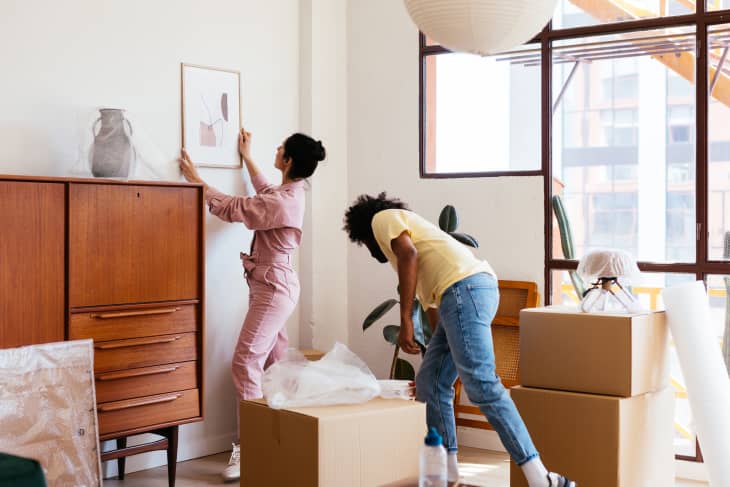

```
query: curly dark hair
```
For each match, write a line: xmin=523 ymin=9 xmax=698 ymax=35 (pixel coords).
xmin=343 ymin=192 xmax=409 ymax=244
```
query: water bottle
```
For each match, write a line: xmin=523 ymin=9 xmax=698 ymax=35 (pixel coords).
xmin=419 ymin=427 xmax=447 ymax=487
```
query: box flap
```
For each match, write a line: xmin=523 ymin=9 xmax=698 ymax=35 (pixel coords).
xmin=283 ymin=398 xmax=422 ymax=420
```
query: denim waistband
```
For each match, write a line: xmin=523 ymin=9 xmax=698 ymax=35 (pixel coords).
xmin=445 ymin=272 xmax=497 ymax=294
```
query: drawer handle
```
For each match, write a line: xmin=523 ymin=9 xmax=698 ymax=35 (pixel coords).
xmin=90 ymin=307 xmax=181 ymax=319
xmin=95 ymin=335 xmax=181 ymax=350
xmin=98 ymin=393 xmax=183 ymax=412
xmin=96 ymin=366 xmax=180 ymax=381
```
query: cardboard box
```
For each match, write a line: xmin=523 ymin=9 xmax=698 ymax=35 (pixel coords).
xmin=509 ymin=386 xmax=674 ymax=487
xmin=240 ymin=398 xmax=426 ymax=487
xmin=520 ymin=307 xmax=669 ymax=396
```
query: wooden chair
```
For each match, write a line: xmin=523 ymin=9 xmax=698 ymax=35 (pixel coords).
xmin=453 ymin=280 xmax=539 ymax=430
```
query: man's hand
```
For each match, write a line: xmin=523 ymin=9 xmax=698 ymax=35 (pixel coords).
xmin=398 ymin=318 xmax=421 ymax=355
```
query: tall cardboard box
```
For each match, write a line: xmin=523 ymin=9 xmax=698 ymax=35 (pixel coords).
xmin=509 ymin=386 xmax=674 ymax=487
xmin=520 ymin=307 xmax=669 ymax=396
xmin=240 ymin=398 xmax=426 ymax=487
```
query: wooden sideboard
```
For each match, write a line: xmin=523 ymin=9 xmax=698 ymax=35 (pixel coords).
xmin=0 ymin=175 xmax=205 ymax=486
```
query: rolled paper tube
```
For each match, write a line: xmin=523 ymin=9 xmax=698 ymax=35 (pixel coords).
xmin=663 ymin=281 xmax=730 ymax=486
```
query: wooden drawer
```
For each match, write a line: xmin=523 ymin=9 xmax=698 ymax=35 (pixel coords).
xmin=97 ymin=388 xmax=200 ymax=435
xmin=95 ymin=361 xmax=197 ymax=403
xmin=94 ymin=333 xmax=197 ymax=372
xmin=70 ymin=304 xmax=197 ymax=342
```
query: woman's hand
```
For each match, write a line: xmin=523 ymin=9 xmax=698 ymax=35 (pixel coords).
xmin=398 ymin=318 xmax=421 ymax=355
xmin=238 ymin=128 xmax=252 ymax=161
xmin=179 ymin=149 xmax=203 ymax=184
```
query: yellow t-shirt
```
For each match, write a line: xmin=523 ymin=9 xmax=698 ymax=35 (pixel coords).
xmin=371 ymin=209 xmax=496 ymax=309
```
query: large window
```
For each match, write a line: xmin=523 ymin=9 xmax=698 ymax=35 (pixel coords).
xmin=553 ymin=28 xmax=697 ymax=264
xmin=422 ymin=46 xmax=541 ymax=176
xmin=420 ymin=0 xmax=730 ymax=464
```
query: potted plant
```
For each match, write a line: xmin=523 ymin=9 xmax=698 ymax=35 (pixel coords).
xmin=362 ymin=205 xmax=479 ymax=379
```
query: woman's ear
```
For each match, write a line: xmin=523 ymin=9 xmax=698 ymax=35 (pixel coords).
xmin=282 ymin=156 xmax=293 ymax=176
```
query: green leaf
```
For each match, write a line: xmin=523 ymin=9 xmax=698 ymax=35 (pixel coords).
xmin=450 ymin=232 xmax=479 ymax=248
xmin=363 ymin=299 xmax=398 ymax=331
xmin=439 ymin=205 xmax=458 ymax=232
xmin=393 ymin=358 xmax=415 ymax=380
xmin=420 ymin=306 xmax=433 ymax=343
xmin=552 ymin=195 xmax=575 ymax=259
xmin=412 ymin=302 xmax=426 ymax=346
xmin=382 ymin=325 xmax=400 ymax=345
xmin=552 ymin=195 xmax=586 ymax=296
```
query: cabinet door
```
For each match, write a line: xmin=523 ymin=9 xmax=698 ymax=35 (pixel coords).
xmin=69 ymin=184 xmax=201 ymax=307
xmin=0 ymin=181 xmax=65 ymax=346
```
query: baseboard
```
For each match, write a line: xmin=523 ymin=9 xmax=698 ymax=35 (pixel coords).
xmin=457 ymin=426 xmax=507 ymax=453
xmin=675 ymin=459 xmax=709 ymax=483
xmin=101 ymin=428 xmax=234 ymax=479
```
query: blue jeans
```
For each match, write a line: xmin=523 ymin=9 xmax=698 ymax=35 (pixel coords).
xmin=415 ymin=273 xmax=539 ymax=465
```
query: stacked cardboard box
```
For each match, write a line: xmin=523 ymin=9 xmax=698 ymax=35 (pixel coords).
xmin=510 ymin=307 xmax=674 ymax=487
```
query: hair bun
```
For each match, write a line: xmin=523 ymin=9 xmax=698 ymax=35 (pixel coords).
xmin=315 ymin=140 xmax=326 ymax=162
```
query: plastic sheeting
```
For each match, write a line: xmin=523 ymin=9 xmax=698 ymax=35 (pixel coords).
xmin=262 ymin=343 xmax=381 ymax=409
xmin=663 ymin=282 xmax=730 ymax=487
xmin=577 ymin=248 xmax=641 ymax=283
xmin=0 ymin=340 xmax=101 ymax=487
xmin=70 ymin=107 xmax=181 ymax=182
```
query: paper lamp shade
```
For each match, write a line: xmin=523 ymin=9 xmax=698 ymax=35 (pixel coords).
xmin=403 ymin=0 xmax=557 ymax=55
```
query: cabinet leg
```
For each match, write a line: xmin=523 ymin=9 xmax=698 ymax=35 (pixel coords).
xmin=166 ymin=426 xmax=179 ymax=487
xmin=116 ymin=437 xmax=127 ymax=480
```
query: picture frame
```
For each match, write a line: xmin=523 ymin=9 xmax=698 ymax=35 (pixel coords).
xmin=181 ymin=63 xmax=242 ymax=168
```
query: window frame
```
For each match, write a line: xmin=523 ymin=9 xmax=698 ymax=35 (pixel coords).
xmin=419 ymin=3 xmax=730 ymax=464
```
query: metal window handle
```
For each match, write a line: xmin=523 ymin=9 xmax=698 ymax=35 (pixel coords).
xmin=95 ymin=366 xmax=179 ymax=381
xmin=97 ymin=393 xmax=182 ymax=412
xmin=94 ymin=336 xmax=181 ymax=350
xmin=90 ymin=307 xmax=181 ymax=319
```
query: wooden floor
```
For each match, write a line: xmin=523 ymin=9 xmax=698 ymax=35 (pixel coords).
xmin=104 ymin=447 xmax=708 ymax=486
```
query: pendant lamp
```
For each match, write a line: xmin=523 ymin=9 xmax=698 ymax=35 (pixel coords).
xmin=403 ymin=0 xmax=558 ymax=55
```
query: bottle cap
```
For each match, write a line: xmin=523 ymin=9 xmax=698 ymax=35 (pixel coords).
xmin=424 ymin=426 xmax=443 ymax=446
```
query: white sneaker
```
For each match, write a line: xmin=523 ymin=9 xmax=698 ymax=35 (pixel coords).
xmin=221 ymin=443 xmax=240 ymax=482
xmin=447 ymin=452 xmax=460 ymax=482
xmin=548 ymin=472 xmax=576 ymax=487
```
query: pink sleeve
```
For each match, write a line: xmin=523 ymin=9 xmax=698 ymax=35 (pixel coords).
xmin=204 ymin=187 xmax=293 ymax=230
xmin=251 ymin=173 xmax=271 ymax=193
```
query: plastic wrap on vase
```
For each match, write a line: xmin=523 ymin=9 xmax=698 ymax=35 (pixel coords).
xmin=0 ymin=340 xmax=101 ymax=487
xmin=662 ymin=281 xmax=730 ymax=487
xmin=70 ymin=107 xmax=178 ymax=181
xmin=262 ymin=342 xmax=381 ymax=409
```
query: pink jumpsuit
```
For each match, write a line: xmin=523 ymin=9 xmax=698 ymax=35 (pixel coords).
xmin=205 ymin=173 xmax=304 ymax=400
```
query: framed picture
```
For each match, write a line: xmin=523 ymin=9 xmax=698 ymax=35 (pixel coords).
xmin=181 ymin=63 xmax=242 ymax=168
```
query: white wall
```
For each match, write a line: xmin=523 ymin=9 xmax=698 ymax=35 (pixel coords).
xmin=0 ymin=0 xmax=301 ymax=475
xmin=298 ymin=0 xmax=350 ymax=351
xmin=346 ymin=0 xmax=545 ymax=380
